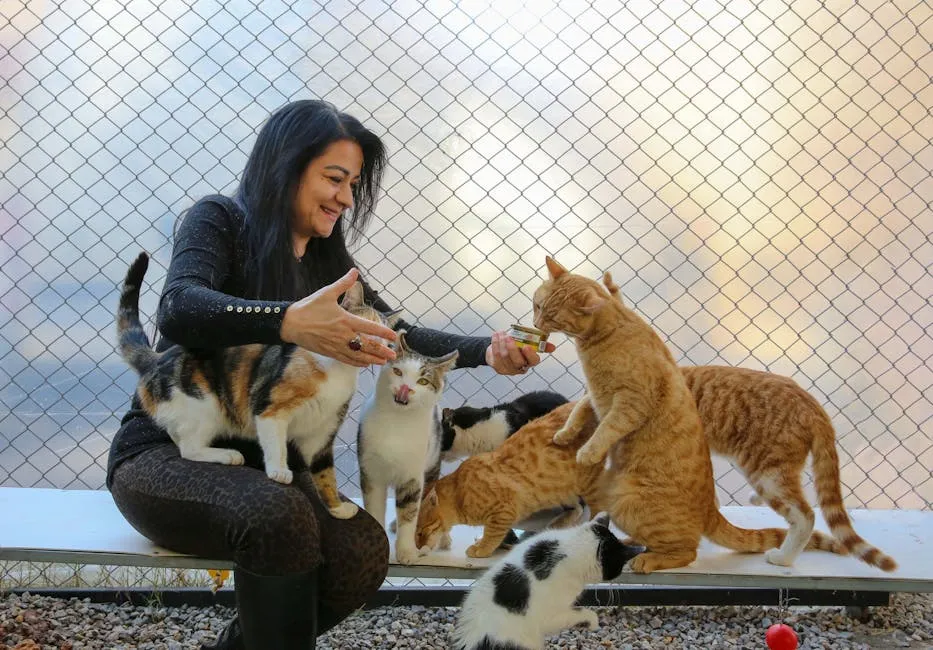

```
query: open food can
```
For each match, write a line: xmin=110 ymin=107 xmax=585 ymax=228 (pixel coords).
xmin=508 ymin=324 xmax=549 ymax=352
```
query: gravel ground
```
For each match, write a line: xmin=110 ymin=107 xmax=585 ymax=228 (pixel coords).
xmin=1 ymin=591 xmax=931 ymax=649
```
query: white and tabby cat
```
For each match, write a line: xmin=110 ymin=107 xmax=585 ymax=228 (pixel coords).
xmin=453 ymin=514 xmax=644 ymax=650
xmin=440 ymin=390 xmax=569 ymax=461
xmin=116 ymin=251 xmax=397 ymax=519
xmin=357 ymin=331 xmax=458 ymax=563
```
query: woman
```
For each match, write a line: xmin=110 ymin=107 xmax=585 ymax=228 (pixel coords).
xmin=107 ymin=99 xmax=552 ymax=650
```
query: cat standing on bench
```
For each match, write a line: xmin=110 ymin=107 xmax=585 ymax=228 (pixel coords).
xmin=534 ymin=257 xmax=817 ymax=573
xmin=600 ymin=271 xmax=896 ymax=571
xmin=357 ymin=331 xmax=458 ymax=564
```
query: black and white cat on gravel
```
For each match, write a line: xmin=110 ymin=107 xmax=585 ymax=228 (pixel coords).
xmin=452 ymin=514 xmax=644 ymax=650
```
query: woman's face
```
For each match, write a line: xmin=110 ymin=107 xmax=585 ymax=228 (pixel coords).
xmin=293 ymin=139 xmax=363 ymax=239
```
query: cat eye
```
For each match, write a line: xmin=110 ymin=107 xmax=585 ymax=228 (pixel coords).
xmin=417 ymin=378 xmax=430 ymax=386
xmin=393 ymin=368 xmax=402 ymax=376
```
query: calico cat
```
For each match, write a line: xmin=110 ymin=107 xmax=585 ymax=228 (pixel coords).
xmin=452 ymin=514 xmax=644 ymax=650
xmin=416 ymin=401 xmax=606 ymax=557
xmin=357 ymin=331 xmax=459 ymax=564
xmin=440 ymin=390 xmax=569 ymax=461
xmin=116 ymin=251 xmax=396 ymax=519
xmin=532 ymin=256 xmax=838 ymax=573
xmin=600 ymin=271 xmax=896 ymax=570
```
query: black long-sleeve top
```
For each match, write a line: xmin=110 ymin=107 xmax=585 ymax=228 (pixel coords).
xmin=106 ymin=195 xmax=490 ymax=485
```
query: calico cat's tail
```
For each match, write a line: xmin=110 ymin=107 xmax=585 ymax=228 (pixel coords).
xmin=809 ymin=409 xmax=898 ymax=572
xmin=116 ymin=251 xmax=158 ymax=376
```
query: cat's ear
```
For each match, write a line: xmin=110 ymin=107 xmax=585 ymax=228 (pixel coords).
xmin=433 ymin=350 xmax=459 ymax=374
xmin=578 ymin=288 xmax=608 ymax=315
xmin=545 ymin=256 xmax=568 ymax=279
xmin=442 ymin=407 xmax=453 ymax=421
xmin=593 ymin=512 xmax=611 ymax=528
xmin=424 ymin=486 xmax=438 ymax=508
xmin=340 ymin=281 xmax=366 ymax=309
xmin=383 ymin=308 xmax=404 ymax=329
xmin=397 ymin=329 xmax=413 ymax=355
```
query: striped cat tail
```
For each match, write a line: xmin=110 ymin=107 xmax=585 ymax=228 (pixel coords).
xmin=116 ymin=251 xmax=158 ymax=376
xmin=704 ymin=509 xmax=786 ymax=552
xmin=810 ymin=411 xmax=897 ymax=572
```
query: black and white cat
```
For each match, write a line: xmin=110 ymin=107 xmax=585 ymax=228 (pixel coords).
xmin=440 ymin=390 xmax=569 ymax=461
xmin=357 ymin=331 xmax=458 ymax=564
xmin=452 ymin=514 xmax=644 ymax=650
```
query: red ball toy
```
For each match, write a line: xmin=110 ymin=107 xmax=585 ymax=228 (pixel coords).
xmin=766 ymin=623 xmax=798 ymax=650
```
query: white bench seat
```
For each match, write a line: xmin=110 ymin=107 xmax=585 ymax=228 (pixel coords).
xmin=2 ymin=487 xmax=932 ymax=593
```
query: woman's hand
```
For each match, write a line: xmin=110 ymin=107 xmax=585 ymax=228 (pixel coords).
xmin=280 ymin=268 xmax=398 ymax=367
xmin=484 ymin=330 xmax=556 ymax=375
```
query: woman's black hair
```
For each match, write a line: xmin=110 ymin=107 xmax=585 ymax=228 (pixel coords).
xmin=235 ymin=99 xmax=387 ymax=299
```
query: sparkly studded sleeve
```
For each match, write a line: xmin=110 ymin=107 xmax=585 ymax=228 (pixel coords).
xmin=156 ymin=197 xmax=291 ymax=349
xmin=360 ymin=281 xmax=490 ymax=369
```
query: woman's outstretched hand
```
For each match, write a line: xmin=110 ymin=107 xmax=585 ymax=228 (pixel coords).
xmin=485 ymin=330 xmax=556 ymax=375
xmin=280 ymin=268 xmax=397 ymax=367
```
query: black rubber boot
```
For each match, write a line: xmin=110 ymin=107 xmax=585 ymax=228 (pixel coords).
xmin=201 ymin=566 xmax=319 ymax=650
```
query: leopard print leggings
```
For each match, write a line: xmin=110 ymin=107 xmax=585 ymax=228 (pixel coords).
xmin=110 ymin=441 xmax=389 ymax=631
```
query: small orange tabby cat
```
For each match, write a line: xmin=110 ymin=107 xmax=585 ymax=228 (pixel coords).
xmin=600 ymin=271 xmax=896 ymax=571
xmin=416 ymin=401 xmax=603 ymax=557
xmin=534 ymin=256 xmax=819 ymax=573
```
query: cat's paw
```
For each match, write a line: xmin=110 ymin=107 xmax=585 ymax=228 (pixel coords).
xmin=765 ymin=548 xmax=795 ymax=567
xmin=395 ymin=545 xmax=420 ymax=565
xmin=329 ymin=501 xmax=359 ymax=520
xmin=552 ymin=426 xmax=577 ymax=446
xmin=220 ymin=450 xmax=245 ymax=466
xmin=439 ymin=531 xmax=452 ymax=551
xmin=266 ymin=467 xmax=293 ymax=484
xmin=466 ymin=543 xmax=493 ymax=558
xmin=576 ymin=443 xmax=607 ymax=466
xmin=629 ymin=554 xmax=653 ymax=574
xmin=578 ymin=609 xmax=600 ymax=629
xmin=749 ymin=492 xmax=765 ymax=506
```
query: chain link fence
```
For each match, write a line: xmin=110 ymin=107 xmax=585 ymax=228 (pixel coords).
xmin=2 ymin=0 xmax=931 ymax=589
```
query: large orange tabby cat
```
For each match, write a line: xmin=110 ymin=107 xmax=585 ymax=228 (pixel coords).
xmin=600 ymin=271 xmax=896 ymax=571
xmin=533 ymin=256 xmax=825 ymax=573
xmin=415 ymin=401 xmax=603 ymax=558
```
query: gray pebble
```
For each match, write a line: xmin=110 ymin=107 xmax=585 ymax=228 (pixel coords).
xmin=2 ymin=592 xmax=931 ymax=648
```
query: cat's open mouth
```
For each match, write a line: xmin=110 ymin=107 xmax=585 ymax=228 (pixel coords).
xmin=393 ymin=385 xmax=411 ymax=405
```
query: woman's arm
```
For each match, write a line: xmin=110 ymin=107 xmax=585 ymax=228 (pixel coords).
xmin=360 ymin=281 xmax=490 ymax=369
xmin=156 ymin=197 xmax=291 ymax=349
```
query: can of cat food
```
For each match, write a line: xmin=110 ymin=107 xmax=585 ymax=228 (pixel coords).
xmin=508 ymin=324 xmax=549 ymax=352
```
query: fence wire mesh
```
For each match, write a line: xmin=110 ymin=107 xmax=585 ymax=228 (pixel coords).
xmin=1 ymin=0 xmax=931 ymax=589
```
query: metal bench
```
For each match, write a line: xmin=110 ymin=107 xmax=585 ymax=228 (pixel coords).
xmin=2 ymin=487 xmax=931 ymax=603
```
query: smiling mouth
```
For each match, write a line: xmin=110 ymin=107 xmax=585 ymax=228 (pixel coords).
xmin=322 ymin=207 xmax=341 ymax=220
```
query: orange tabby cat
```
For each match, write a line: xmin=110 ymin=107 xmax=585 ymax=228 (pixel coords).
xmin=415 ymin=401 xmax=603 ymax=557
xmin=533 ymin=256 xmax=820 ymax=573
xmin=599 ymin=271 xmax=896 ymax=571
